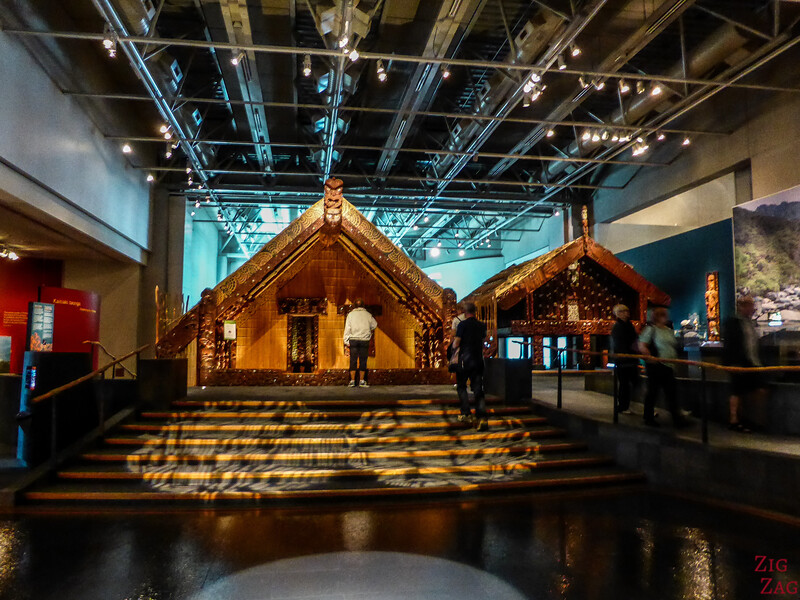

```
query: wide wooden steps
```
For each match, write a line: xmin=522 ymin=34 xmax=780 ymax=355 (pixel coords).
xmin=22 ymin=387 xmax=644 ymax=505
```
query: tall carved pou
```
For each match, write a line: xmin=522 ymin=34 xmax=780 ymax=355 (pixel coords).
xmin=320 ymin=177 xmax=344 ymax=246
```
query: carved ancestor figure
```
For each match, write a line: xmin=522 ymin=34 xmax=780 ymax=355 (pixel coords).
xmin=706 ymin=271 xmax=720 ymax=341
xmin=320 ymin=177 xmax=344 ymax=245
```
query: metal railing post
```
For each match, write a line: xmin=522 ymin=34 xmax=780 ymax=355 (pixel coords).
xmin=557 ymin=350 xmax=563 ymax=409
xmin=612 ymin=364 xmax=619 ymax=424
xmin=701 ymin=365 xmax=709 ymax=443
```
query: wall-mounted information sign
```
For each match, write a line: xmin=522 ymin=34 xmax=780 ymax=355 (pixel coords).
xmin=27 ymin=302 xmax=54 ymax=352
xmin=223 ymin=321 xmax=237 ymax=341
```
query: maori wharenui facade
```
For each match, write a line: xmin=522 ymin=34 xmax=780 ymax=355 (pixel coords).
xmin=465 ymin=208 xmax=670 ymax=367
xmin=157 ymin=179 xmax=457 ymax=385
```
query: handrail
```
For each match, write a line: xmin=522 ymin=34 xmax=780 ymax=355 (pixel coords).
xmin=514 ymin=341 xmax=800 ymax=444
xmin=31 ymin=344 xmax=150 ymax=405
xmin=516 ymin=341 xmax=800 ymax=374
xmin=82 ymin=340 xmax=137 ymax=378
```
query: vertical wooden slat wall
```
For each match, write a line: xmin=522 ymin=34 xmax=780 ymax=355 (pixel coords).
xmin=235 ymin=243 xmax=416 ymax=371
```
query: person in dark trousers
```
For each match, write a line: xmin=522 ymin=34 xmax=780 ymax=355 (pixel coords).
xmin=610 ymin=304 xmax=639 ymax=415
xmin=343 ymin=298 xmax=377 ymax=388
xmin=722 ymin=295 xmax=766 ymax=433
xmin=453 ymin=302 xmax=488 ymax=431
xmin=638 ymin=306 xmax=689 ymax=428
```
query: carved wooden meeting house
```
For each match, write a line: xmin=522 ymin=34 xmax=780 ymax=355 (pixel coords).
xmin=156 ymin=179 xmax=457 ymax=385
xmin=465 ymin=208 xmax=670 ymax=368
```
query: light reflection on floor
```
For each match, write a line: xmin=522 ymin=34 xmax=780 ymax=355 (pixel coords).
xmin=186 ymin=552 xmax=528 ymax=600
xmin=0 ymin=492 xmax=799 ymax=600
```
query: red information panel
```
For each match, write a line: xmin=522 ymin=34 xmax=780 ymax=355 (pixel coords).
xmin=38 ymin=287 xmax=101 ymax=362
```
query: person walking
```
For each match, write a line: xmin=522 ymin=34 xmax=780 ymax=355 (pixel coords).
xmin=610 ymin=304 xmax=639 ymax=415
xmin=722 ymin=295 xmax=766 ymax=433
xmin=343 ymin=298 xmax=377 ymax=388
xmin=453 ymin=302 xmax=488 ymax=431
xmin=638 ymin=306 xmax=689 ymax=428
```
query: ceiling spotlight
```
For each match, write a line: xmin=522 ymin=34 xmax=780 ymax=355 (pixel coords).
xmin=437 ymin=241 xmax=442 ymax=247
xmin=376 ymin=60 xmax=387 ymax=82
xmin=186 ymin=166 xmax=192 ymax=174
xmin=231 ymin=51 xmax=245 ymax=66
xmin=582 ymin=131 xmax=591 ymax=142
xmin=570 ymin=44 xmax=581 ymax=57
xmin=190 ymin=211 xmax=195 ymax=217
xmin=530 ymin=85 xmax=545 ymax=102
xmin=554 ymin=208 xmax=560 ymax=217
xmin=429 ymin=247 xmax=440 ymax=258
xmin=412 ymin=225 xmax=419 ymax=230
xmin=546 ymin=128 xmax=555 ymax=138
xmin=522 ymin=94 xmax=531 ymax=108
xmin=217 ymin=212 xmax=223 ymax=221
xmin=487 ymin=243 xmax=492 ymax=248
xmin=601 ymin=130 xmax=609 ymax=141
xmin=454 ymin=232 xmax=459 ymax=237
xmin=650 ymin=83 xmax=663 ymax=96
xmin=147 ymin=173 xmax=155 ymax=182
xmin=102 ymin=24 xmax=117 ymax=58
xmin=302 ymin=54 xmax=312 ymax=77
xmin=579 ymin=76 xmax=589 ymax=89
xmin=557 ymin=54 xmax=566 ymax=70
xmin=657 ymin=131 xmax=666 ymax=141
xmin=164 ymin=131 xmax=173 ymax=140
xmin=338 ymin=35 xmax=349 ymax=49
xmin=122 ymin=143 xmax=132 ymax=154
xmin=636 ymin=80 xmax=645 ymax=94
xmin=529 ymin=71 xmax=541 ymax=83
xmin=591 ymin=132 xmax=600 ymax=143
xmin=228 ymin=230 xmax=233 ymax=236
xmin=165 ymin=149 xmax=172 ymax=159
xmin=523 ymin=81 xmax=533 ymax=94
xmin=682 ymin=136 xmax=691 ymax=146
xmin=205 ymin=196 xmax=211 ymax=203
xmin=632 ymin=143 xmax=650 ymax=157
xmin=423 ymin=215 xmax=429 ymax=223
xmin=195 ymin=200 xmax=201 ymax=208
xmin=458 ymin=249 xmax=465 ymax=257
xmin=593 ymin=79 xmax=605 ymax=91
xmin=8 ymin=251 xmax=19 ymax=261
xmin=348 ymin=48 xmax=360 ymax=62
xmin=611 ymin=132 xmax=619 ymax=142
xmin=619 ymin=79 xmax=630 ymax=94
xmin=159 ymin=124 xmax=169 ymax=134
xmin=442 ymin=64 xmax=451 ymax=79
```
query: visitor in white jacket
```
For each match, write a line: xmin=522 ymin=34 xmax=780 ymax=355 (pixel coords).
xmin=344 ymin=298 xmax=377 ymax=387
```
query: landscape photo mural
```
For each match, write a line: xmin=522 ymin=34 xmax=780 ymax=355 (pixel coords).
xmin=733 ymin=184 xmax=800 ymax=330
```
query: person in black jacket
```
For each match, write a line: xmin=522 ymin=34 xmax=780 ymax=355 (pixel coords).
xmin=610 ymin=304 xmax=639 ymax=415
xmin=722 ymin=295 xmax=766 ymax=433
xmin=453 ymin=302 xmax=488 ymax=431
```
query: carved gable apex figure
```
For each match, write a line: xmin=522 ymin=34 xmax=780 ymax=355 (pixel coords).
xmin=321 ymin=177 xmax=344 ymax=245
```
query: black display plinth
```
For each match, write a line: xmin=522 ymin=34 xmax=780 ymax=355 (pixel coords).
xmin=17 ymin=352 xmax=94 ymax=466
xmin=138 ymin=359 xmax=188 ymax=410
xmin=0 ymin=375 xmax=21 ymax=455
xmin=485 ymin=358 xmax=532 ymax=404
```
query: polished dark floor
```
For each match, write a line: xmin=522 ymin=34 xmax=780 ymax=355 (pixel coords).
xmin=0 ymin=491 xmax=798 ymax=599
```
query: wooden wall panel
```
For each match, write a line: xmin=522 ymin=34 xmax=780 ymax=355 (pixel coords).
xmin=235 ymin=243 xmax=416 ymax=371
xmin=236 ymin=293 xmax=287 ymax=369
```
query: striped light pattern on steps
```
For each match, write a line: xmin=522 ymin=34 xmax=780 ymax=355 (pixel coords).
xmin=23 ymin=391 xmax=643 ymax=504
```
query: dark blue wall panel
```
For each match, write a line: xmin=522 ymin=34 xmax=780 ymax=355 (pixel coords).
xmin=616 ymin=219 xmax=735 ymax=326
